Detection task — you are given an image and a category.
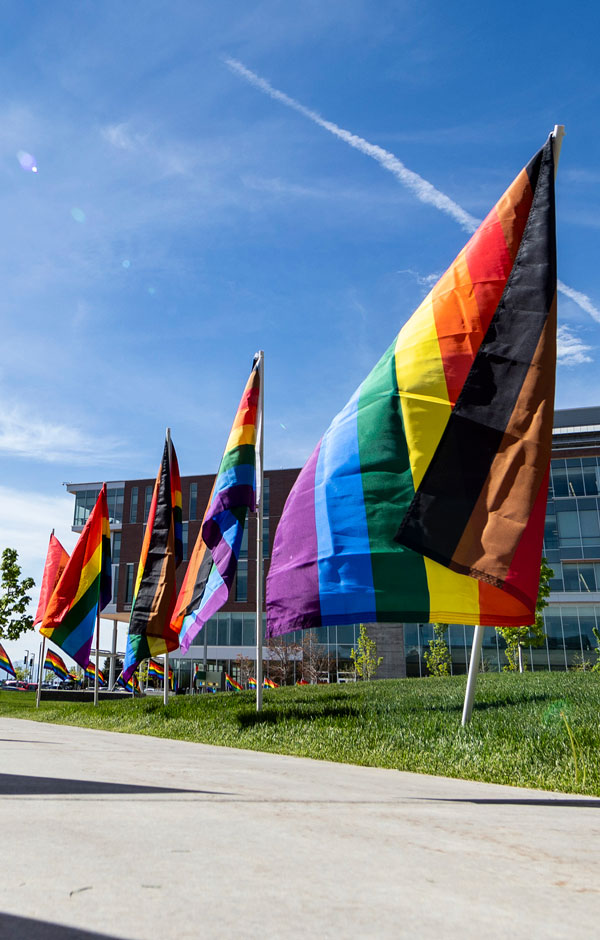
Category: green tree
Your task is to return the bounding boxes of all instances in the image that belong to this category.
[0,548,35,641]
[589,626,600,673]
[350,624,383,680]
[424,623,451,677]
[495,557,552,672]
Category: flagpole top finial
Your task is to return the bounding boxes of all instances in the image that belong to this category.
[551,125,565,177]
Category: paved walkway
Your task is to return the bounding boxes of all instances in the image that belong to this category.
[1,717,599,939]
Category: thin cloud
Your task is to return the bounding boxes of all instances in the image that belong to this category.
[557,279,600,324]
[225,58,479,233]
[557,324,593,365]
[226,58,600,325]
[397,268,443,288]
[0,405,121,464]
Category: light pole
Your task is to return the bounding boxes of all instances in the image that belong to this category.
[24,650,29,681]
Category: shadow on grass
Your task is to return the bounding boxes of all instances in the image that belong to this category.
[414,691,560,716]
[237,702,361,727]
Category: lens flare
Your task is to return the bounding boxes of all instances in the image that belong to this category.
[16,150,37,172]
[71,208,86,223]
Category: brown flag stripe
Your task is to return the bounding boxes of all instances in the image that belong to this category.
[396,137,556,593]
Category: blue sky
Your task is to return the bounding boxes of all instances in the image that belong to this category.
[2,0,599,666]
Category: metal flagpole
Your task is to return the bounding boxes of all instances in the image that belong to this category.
[255,351,265,712]
[165,424,172,707]
[94,608,100,706]
[36,636,46,709]
[461,625,485,726]
[36,526,54,709]
[109,620,118,689]
[462,124,565,727]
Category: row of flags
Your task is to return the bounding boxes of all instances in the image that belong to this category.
[224,673,278,691]
[32,357,261,690]
[26,134,557,695]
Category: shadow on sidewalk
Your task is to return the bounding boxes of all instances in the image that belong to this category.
[0,913,125,940]
[421,797,600,808]
[0,772,224,796]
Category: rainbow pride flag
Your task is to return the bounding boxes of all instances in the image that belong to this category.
[263,677,278,689]
[41,486,111,667]
[225,673,243,691]
[123,436,182,682]
[34,534,69,626]
[267,137,556,636]
[147,658,173,685]
[174,360,260,653]
[248,676,257,688]
[170,440,183,567]
[43,649,70,682]
[0,642,16,679]
[84,662,107,687]
[117,672,140,693]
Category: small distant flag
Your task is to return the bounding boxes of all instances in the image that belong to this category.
[41,486,111,668]
[174,360,260,652]
[147,658,173,684]
[147,658,164,678]
[43,650,70,682]
[0,642,16,679]
[248,676,257,688]
[123,435,183,683]
[34,534,69,626]
[225,673,243,691]
[263,677,278,688]
[84,662,107,687]
[117,672,140,693]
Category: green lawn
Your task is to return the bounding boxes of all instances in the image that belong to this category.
[1,673,599,796]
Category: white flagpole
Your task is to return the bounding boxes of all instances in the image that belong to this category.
[36,636,46,709]
[461,124,565,727]
[461,625,485,726]
[255,351,265,712]
[36,527,54,709]
[165,425,172,707]
[109,620,118,689]
[94,609,100,706]
[552,125,565,176]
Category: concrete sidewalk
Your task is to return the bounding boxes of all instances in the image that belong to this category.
[0,717,598,939]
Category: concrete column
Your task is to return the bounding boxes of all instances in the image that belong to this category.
[363,623,406,679]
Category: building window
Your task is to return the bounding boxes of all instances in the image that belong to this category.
[189,482,197,521]
[144,485,153,523]
[129,486,138,524]
[236,560,248,602]
[125,563,136,605]
[112,531,121,566]
[182,522,189,562]
[73,488,100,526]
[107,488,124,525]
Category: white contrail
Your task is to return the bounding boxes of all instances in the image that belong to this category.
[557,279,600,323]
[226,57,600,324]
[225,57,479,234]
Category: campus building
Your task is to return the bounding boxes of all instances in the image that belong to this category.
[67,406,600,683]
